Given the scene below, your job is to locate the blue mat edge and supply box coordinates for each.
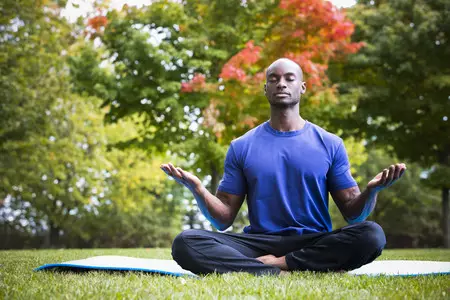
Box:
[34,263,450,277]
[34,263,197,277]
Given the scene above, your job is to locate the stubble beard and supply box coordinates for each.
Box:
[269,97,300,109]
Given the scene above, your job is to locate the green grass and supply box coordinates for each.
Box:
[1,248,449,299]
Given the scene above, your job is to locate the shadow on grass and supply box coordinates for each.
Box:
[38,267,179,277]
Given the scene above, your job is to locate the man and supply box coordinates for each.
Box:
[160,58,406,276]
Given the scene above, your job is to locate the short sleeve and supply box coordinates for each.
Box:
[217,143,247,195]
[327,140,358,192]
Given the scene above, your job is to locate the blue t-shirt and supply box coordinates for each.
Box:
[217,120,357,236]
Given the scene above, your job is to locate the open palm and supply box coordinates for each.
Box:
[160,163,202,192]
[367,163,406,192]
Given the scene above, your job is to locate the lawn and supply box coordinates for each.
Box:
[1,248,449,299]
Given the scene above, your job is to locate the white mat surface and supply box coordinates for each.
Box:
[35,256,450,277]
[349,260,450,276]
[35,255,197,277]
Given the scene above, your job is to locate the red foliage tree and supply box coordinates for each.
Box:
[86,8,108,40]
[181,73,206,93]
[219,41,262,82]
[221,0,363,91]
[87,15,108,31]
[181,0,364,142]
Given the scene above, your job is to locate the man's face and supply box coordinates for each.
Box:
[264,60,306,108]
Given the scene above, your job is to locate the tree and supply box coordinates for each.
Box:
[69,1,213,151]
[0,0,78,246]
[0,92,183,248]
[333,0,450,247]
[0,0,183,248]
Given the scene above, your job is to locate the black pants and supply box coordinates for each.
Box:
[172,221,386,275]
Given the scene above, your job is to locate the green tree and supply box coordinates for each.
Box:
[0,0,79,246]
[1,92,182,248]
[0,0,183,248]
[333,0,450,246]
[69,1,212,151]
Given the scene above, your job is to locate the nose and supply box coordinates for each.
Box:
[276,78,287,89]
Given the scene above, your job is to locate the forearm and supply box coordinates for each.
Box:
[160,163,240,231]
[343,187,378,224]
[334,163,406,224]
[191,185,234,231]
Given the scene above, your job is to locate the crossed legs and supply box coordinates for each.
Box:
[172,221,386,276]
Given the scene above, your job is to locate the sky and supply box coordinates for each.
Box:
[61,0,357,23]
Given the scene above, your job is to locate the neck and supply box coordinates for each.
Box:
[269,104,305,132]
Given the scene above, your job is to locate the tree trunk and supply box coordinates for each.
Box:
[44,227,50,248]
[49,221,59,248]
[443,187,449,248]
[438,150,450,248]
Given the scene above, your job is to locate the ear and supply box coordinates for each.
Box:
[300,81,306,94]
[264,83,267,95]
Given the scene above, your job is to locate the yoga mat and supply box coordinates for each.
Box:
[34,255,197,277]
[349,260,450,276]
[35,256,450,277]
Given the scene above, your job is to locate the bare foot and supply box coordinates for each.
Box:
[256,254,289,271]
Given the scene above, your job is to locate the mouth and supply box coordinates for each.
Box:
[274,93,290,97]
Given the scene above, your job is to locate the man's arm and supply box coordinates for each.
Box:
[160,163,245,231]
[331,163,406,224]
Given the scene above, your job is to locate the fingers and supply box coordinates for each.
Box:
[160,163,182,178]
[399,163,407,177]
[385,165,395,185]
[160,163,199,191]
[380,168,388,185]
[369,163,407,191]
[168,163,182,178]
[176,167,187,179]
[384,163,407,187]
[160,163,172,175]
[160,164,171,176]
[393,164,401,179]
[393,163,406,179]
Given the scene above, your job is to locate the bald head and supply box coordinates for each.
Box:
[266,58,303,81]
[264,58,306,108]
